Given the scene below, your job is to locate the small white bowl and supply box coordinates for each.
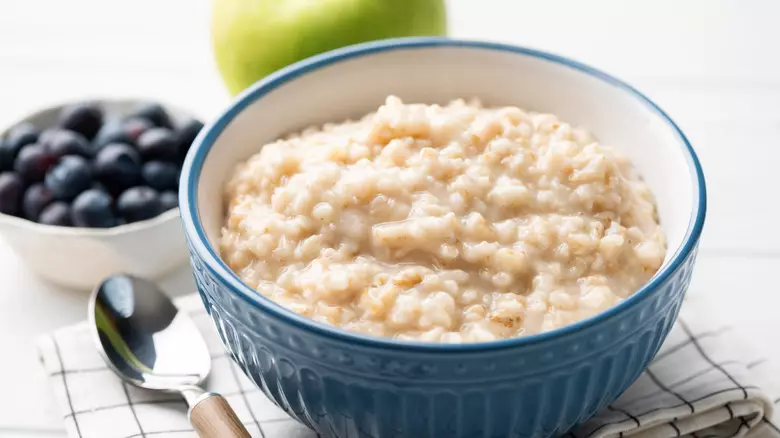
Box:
[0,99,197,290]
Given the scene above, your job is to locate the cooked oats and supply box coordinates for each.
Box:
[220,96,666,343]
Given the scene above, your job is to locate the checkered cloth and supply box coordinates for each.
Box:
[37,294,779,438]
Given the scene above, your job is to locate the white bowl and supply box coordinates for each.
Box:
[0,99,197,290]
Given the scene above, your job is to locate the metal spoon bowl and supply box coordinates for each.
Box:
[89,274,250,438]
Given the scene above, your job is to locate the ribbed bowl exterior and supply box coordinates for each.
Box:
[187,238,699,438]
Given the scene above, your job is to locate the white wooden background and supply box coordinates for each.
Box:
[0,0,777,436]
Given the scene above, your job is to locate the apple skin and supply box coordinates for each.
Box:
[211,0,447,95]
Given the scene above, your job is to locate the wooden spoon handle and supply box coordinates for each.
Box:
[189,393,251,438]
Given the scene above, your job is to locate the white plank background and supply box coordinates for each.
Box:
[0,0,777,436]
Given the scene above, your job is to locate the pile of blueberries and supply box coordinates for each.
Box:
[0,102,203,228]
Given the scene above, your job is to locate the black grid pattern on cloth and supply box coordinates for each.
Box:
[644,367,696,414]
[576,317,775,438]
[47,352,303,438]
[226,356,264,437]
[678,321,749,401]
[43,304,307,438]
[619,359,742,409]
[123,382,145,437]
[119,418,303,438]
[49,356,295,438]
[651,327,733,363]
[52,335,83,438]
[44,352,304,438]
[40,296,779,438]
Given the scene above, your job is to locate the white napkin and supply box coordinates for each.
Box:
[37,294,780,438]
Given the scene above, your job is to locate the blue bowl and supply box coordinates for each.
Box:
[180,38,706,438]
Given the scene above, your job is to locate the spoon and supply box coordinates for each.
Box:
[88,274,251,438]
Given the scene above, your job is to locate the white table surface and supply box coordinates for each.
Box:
[0,0,777,436]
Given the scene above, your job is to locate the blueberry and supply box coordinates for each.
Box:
[117,186,162,223]
[0,172,25,216]
[93,119,129,149]
[94,143,141,193]
[137,128,177,161]
[44,155,93,200]
[43,129,91,159]
[71,189,116,228]
[37,128,60,147]
[128,103,173,129]
[92,117,154,153]
[141,161,179,191]
[122,118,154,144]
[0,140,21,173]
[91,181,109,192]
[175,119,204,160]
[22,183,54,221]
[58,103,103,140]
[0,123,39,171]
[6,123,40,148]
[39,202,71,226]
[159,191,178,211]
[14,144,56,183]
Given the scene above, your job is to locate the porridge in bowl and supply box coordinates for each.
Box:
[220,96,666,343]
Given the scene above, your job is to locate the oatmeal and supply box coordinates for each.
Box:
[220,96,666,343]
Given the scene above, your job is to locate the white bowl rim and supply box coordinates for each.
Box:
[0,97,190,236]
[0,207,180,236]
[180,37,707,352]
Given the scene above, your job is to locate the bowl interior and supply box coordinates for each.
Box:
[192,41,700,280]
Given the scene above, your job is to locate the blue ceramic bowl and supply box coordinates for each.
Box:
[180,38,706,438]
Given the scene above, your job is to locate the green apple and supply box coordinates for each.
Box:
[211,0,447,95]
